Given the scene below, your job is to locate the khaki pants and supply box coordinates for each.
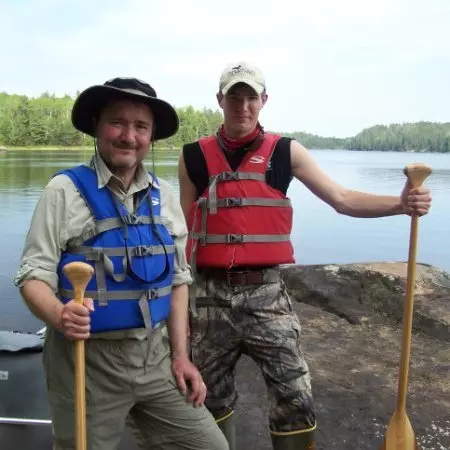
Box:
[43,325,228,450]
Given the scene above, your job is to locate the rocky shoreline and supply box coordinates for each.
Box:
[233,262,450,449]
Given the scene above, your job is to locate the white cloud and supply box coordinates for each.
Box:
[1,0,449,137]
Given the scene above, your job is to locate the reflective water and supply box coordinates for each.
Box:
[1,149,448,331]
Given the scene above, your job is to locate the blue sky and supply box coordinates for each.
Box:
[1,0,449,137]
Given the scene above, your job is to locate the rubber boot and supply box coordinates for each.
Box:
[270,425,317,450]
[216,411,237,450]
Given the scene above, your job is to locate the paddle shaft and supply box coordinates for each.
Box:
[381,164,431,450]
[73,287,87,450]
[396,215,418,412]
[395,164,431,413]
[63,262,94,450]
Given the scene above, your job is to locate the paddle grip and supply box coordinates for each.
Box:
[403,163,432,188]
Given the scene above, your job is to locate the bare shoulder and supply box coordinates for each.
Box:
[177,149,196,190]
[178,149,189,174]
[289,139,314,170]
[289,139,309,152]
[288,139,341,199]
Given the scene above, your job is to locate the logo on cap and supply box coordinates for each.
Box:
[230,65,256,77]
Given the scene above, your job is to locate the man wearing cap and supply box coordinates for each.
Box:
[14,77,229,450]
[178,62,432,449]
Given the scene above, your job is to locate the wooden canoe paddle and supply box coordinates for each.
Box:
[381,163,432,450]
[63,261,94,450]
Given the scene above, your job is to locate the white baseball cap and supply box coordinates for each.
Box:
[219,61,266,95]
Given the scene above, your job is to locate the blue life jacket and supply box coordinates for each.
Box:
[56,165,175,333]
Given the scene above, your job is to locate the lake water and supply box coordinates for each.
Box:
[1,148,449,331]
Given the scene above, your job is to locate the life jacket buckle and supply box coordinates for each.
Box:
[225,234,244,244]
[123,214,141,225]
[221,171,239,181]
[225,198,242,207]
[135,245,153,257]
[88,248,103,261]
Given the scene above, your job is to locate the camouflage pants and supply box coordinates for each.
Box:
[189,273,316,432]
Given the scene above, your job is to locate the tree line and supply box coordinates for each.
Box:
[283,122,450,153]
[0,92,223,149]
[0,92,449,152]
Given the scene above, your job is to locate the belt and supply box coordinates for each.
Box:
[198,267,281,286]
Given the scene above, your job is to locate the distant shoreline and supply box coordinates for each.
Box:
[0,146,446,153]
[1,146,93,151]
[0,146,183,151]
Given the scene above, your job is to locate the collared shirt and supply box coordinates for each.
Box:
[14,153,192,338]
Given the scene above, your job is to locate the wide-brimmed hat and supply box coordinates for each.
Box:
[71,77,179,140]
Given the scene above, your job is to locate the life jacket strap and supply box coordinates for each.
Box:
[191,233,291,244]
[59,285,172,301]
[95,215,162,234]
[198,197,291,209]
[207,172,266,214]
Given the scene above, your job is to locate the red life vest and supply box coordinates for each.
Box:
[186,133,295,269]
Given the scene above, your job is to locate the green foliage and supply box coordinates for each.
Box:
[157,106,223,149]
[0,91,449,152]
[279,131,347,150]
[278,122,450,152]
[346,122,450,152]
[0,92,222,149]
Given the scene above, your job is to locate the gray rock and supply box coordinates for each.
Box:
[232,262,450,449]
[281,262,450,341]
